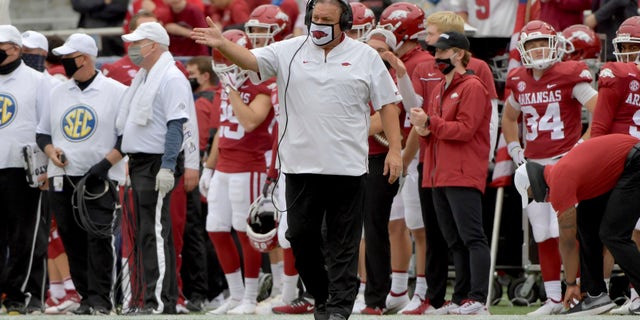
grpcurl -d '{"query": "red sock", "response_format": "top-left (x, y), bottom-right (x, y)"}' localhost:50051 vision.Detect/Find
top-left (237, 231), bottom-right (262, 278)
top-left (538, 237), bottom-right (562, 281)
top-left (283, 247), bottom-right (297, 276)
top-left (208, 232), bottom-right (241, 274)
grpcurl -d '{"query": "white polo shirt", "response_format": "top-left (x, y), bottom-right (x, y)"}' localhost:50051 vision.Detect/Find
top-left (37, 72), bottom-right (127, 183)
top-left (251, 35), bottom-right (401, 176)
top-left (121, 65), bottom-right (191, 154)
top-left (0, 62), bottom-right (47, 169)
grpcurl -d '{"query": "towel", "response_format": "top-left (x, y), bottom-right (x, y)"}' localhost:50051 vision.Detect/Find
top-left (116, 51), bottom-right (175, 131)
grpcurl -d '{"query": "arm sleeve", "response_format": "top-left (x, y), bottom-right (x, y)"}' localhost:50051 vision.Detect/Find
top-left (162, 118), bottom-right (187, 170)
top-left (397, 73), bottom-right (423, 113)
top-left (572, 82), bottom-right (597, 105)
top-left (36, 133), bottom-right (52, 152)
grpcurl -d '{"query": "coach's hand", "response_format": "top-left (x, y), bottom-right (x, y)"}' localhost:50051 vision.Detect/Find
top-left (156, 168), bottom-right (175, 197)
top-left (191, 17), bottom-right (224, 49)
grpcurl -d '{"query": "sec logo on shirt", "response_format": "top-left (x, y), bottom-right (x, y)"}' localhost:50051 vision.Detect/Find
top-left (0, 93), bottom-right (17, 129)
top-left (61, 105), bottom-right (97, 142)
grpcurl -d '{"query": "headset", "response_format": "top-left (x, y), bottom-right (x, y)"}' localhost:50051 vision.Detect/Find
top-left (304, 0), bottom-right (353, 31)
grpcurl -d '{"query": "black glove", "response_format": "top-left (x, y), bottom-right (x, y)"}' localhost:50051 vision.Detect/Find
top-left (88, 158), bottom-right (112, 180)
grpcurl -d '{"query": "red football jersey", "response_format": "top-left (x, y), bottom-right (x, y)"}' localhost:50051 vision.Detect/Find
top-left (217, 79), bottom-right (275, 173)
top-left (506, 60), bottom-right (592, 159)
top-left (368, 104), bottom-right (405, 155)
top-left (593, 62), bottom-right (640, 138)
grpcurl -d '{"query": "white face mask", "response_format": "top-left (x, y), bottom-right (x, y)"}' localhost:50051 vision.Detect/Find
top-left (309, 22), bottom-right (336, 47)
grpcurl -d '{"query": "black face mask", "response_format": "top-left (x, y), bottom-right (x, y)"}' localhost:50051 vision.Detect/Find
top-left (22, 54), bottom-right (46, 72)
top-left (61, 57), bottom-right (81, 78)
top-left (188, 78), bottom-right (199, 92)
top-left (425, 44), bottom-right (436, 56)
top-left (0, 49), bottom-right (8, 65)
top-left (435, 57), bottom-right (455, 75)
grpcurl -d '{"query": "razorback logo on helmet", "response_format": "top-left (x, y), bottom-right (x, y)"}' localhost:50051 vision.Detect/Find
top-left (569, 30), bottom-right (593, 43)
top-left (275, 11), bottom-right (289, 22)
top-left (235, 36), bottom-right (248, 48)
top-left (62, 105), bottom-right (97, 142)
top-left (0, 93), bottom-right (17, 129)
top-left (387, 9), bottom-right (409, 20)
top-left (599, 68), bottom-right (615, 78)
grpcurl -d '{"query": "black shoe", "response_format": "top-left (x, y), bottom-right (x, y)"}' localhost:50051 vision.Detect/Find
top-left (329, 313), bottom-right (347, 320)
top-left (73, 303), bottom-right (93, 315)
top-left (5, 303), bottom-right (25, 315)
top-left (162, 304), bottom-right (177, 314)
top-left (133, 306), bottom-right (156, 315)
top-left (93, 306), bottom-right (113, 315)
top-left (314, 302), bottom-right (328, 320)
top-left (186, 298), bottom-right (204, 312)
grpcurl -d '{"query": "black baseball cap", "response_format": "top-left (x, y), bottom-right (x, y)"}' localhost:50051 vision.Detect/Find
top-left (433, 31), bottom-right (470, 51)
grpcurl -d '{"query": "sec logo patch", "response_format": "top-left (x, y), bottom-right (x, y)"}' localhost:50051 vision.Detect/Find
top-left (61, 105), bottom-right (97, 142)
top-left (0, 93), bottom-right (17, 129)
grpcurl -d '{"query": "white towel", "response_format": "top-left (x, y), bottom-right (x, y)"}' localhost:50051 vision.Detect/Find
top-left (116, 51), bottom-right (175, 131)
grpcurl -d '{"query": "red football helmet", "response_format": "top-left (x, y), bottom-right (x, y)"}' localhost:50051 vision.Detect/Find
top-left (350, 2), bottom-right (376, 41)
top-left (561, 24), bottom-right (600, 61)
top-left (212, 30), bottom-right (251, 88)
top-left (246, 195), bottom-right (280, 253)
top-left (245, 4), bottom-right (290, 48)
top-left (377, 2), bottom-right (425, 50)
top-left (613, 16), bottom-right (640, 63)
top-left (516, 20), bottom-right (561, 70)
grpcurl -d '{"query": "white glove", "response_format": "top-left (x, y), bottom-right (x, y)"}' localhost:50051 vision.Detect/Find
top-left (217, 70), bottom-right (248, 91)
top-left (199, 167), bottom-right (214, 198)
top-left (155, 168), bottom-right (175, 197)
top-left (507, 141), bottom-right (526, 166)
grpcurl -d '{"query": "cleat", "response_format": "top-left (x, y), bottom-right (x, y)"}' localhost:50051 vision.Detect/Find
top-left (385, 290), bottom-right (410, 314)
top-left (449, 299), bottom-right (490, 315)
top-left (272, 296), bottom-right (314, 314)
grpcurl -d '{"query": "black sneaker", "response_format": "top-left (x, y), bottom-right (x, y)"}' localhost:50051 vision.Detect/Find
top-left (72, 303), bottom-right (93, 315)
top-left (561, 292), bottom-right (616, 315)
top-left (93, 306), bottom-right (113, 315)
top-left (314, 302), bottom-right (327, 320)
top-left (5, 304), bottom-right (25, 315)
top-left (329, 313), bottom-right (347, 320)
top-left (186, 298), bottom-right (204, 312)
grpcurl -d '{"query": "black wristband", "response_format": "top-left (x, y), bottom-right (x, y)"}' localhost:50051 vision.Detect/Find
top-left (564, 279), bottom-right (578, 286)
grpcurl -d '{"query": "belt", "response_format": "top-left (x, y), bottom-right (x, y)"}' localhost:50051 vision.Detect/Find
top-left (625, 142), bottom-right (640, 165)
top-left (127, 153), bottom-right (162, 161)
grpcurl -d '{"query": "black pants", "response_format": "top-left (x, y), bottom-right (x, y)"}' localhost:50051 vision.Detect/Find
top-left (180, 188), bottom-right (211, 301)
top-left (417, 163), bottom-right (448, 308)
top-left (48, 175), bottom-right (117, 309)
top-left (25, 192), bottom-right (50, 310)
top-left (576, 193), bottom-right (610, 296)
top-left (363, 154), bottom-right (398, 308)
top-left (432, 187), bottom-right (490, 304)
top-left (0, 168), bottom-right (41, 309)
top-left (285, 173), bottom-right (366, 318)
top-left (128, 154), bottom-right (177, 312)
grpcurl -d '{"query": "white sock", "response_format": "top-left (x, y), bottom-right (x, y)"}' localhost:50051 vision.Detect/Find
top-left (271, 262), bottom-right (283, 297)
top-left (63, 277), bottom-right (76, 291)
top-left (358, 282), bottom-right (366, 295)
top-left (244, 277), bottom-right (259, 304)
top-left (390, 272), bottom-right (409, 295)
top-left (226, 270), bottom-right (245, 301)
top-left (544, 280), bottom-right (562, 302)
top-left (604, 278), bottom-right (610, 293)
top-left (414, 276), bottom-right (427, 299)
top-left (631, 287), bottom-right (638, 300)
top-left (50, 282), bottom-right (65, 299)
top-left (282, 274), bottom-right (299, 304)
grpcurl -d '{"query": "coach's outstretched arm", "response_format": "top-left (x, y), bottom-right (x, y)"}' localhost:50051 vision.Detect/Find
top-left (191, 17), bottom-right (259, 72)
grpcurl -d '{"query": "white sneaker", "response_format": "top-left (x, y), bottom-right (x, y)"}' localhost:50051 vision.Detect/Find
top-left (385, 291), bottom-right (410, 314)
top-left (227, 301), bottom-right (257, 314)
top-left (203, 293), bottom-right (225, 311)
top-left (352, 293), bottom-right (365, 314)
top-left (399, 295), bottom-right (423, 313)
top-left (527, 299), bottom-right (563, 316)
top-left (255, 295), bottom-right (285, 315)
top-left (610, 297), bottom-right (640, 315)
top-left (449, 300), bottom-right (490, 315)
top-left (427, 300), bottom-right (459, 315)
top-left (207, 297), bottom-right (241, 315)
top-left (176, 303), bottom-right (189, 314)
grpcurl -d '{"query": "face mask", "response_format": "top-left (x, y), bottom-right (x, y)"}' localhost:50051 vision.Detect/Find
top-left (0, 49), bottom-right (8, 65)
top-left (435, 53), bottom-right (457, 75)
top-left (61, 56), bottom-right (81, 78)
top-left (128, 45), bottom-right (144, 66)
top-left (22, 53), bottom-right (46, 72)
top-left (309, 22), bottom-right (336, 47)
top-left (188, 78), bottom-right (199, 92)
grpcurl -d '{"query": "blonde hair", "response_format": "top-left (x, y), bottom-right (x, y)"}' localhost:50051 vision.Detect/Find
top-left (452, 48), bottom-right (471, 67)
top-left (426, 11), bottom-right (464, 34)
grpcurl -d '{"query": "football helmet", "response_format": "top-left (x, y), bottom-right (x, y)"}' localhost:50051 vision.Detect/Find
top-left (245, 4), bottom-right (290, 48)
top-left (516, 20), bottom-right (561, 70)
top-left (561, 24), bottom-right (601, 61)
top-left (613, 16), bottom-right (640, 63)
top-left (246, 195), bottom-right (280, 253)
top-left (212, 30), bottom-right (251, 89)
top-left (377, 2), bottom-right (426, 50)
top-left (350, 2), bottom-right (376, 41)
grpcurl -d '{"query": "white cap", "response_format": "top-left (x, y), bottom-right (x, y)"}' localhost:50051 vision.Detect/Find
top-left (514, 164), bottom-right (530, 209)
top-left (22, 30), bottom-right (48, 51)
top-left (0, 25), bottom-right (22, 46)
top-left (121, 22), bottom-right (170, 46)
top-left (365, 28), bottom-right (397, 51)
top-left (53, 33), bottom-right (98, 56)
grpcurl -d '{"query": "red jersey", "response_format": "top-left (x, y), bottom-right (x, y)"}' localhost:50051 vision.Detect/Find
top-left (368, 104), bottom-right (405, 155)
top-left (506, 60), bottom-right (592, 159)
top-left (194, 88), bottom-right (219, 151)
top-left (217, 79), bottom-right (275, 173)
top-left (207, 0), bottom-right (251, 29)
top-left (157, 4), bottom-right (210, 57)
top-left (102, 56), bottom-right (189, 86)
top-left (592, 62), bottom-right (640, 138)
top-left (123, 0), bottom-right (204, 33)
top-left (546, 134), bottom-right (639, 213)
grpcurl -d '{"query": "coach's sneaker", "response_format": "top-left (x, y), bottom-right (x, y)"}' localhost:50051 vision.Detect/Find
top-left (352, 293), bottom-right (365, 314)
top-left (527, 298), bottom-right (563, 316)
top-left (45, 290), bottom-right (80, 314)
top-left (226, 300), bottom-right (257, 314)
top-left (385, 290), bottom-right (410, 314)
top-left (610, 297), bottom-right (640, 315)
top-left (207, 297), bottom-right (241, 315)
top-left (272, 296), bottom-right (314, 314)
top-left (561, 292), bottom-right (615, 316)
top-left (449, 299), bottom-right (490, 315)
top-left (400, 296), bottom-right (435, 315)
top-left (427, 300), bottom-right (459, 315)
